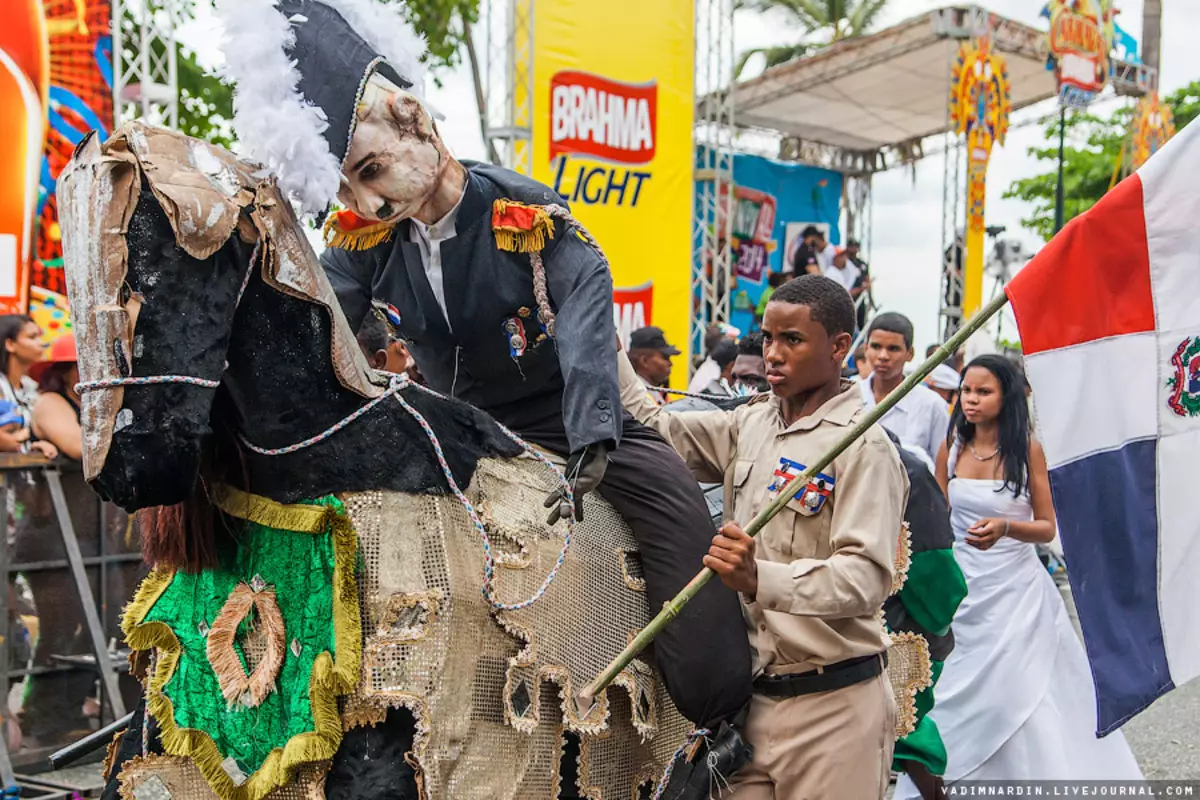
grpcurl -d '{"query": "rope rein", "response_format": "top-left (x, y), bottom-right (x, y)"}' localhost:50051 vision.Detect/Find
top-left (77, 366), bottom-right (575, 612)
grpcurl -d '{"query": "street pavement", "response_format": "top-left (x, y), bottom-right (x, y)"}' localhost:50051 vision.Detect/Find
top-left (1123, 678), bottom-right (1200, 779)
top-left (1058, 580), bottom-right (1200, 780)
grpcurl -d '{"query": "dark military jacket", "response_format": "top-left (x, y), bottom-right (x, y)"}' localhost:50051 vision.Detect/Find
top-left (321, 162), bottom-right (622, 454)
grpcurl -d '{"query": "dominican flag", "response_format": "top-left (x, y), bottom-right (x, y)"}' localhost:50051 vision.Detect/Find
top-left (1005, 120), bottom-right (1200, 735)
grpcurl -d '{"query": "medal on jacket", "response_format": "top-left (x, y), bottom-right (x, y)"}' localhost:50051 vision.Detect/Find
top-left (769, 456), bottom-right (834, 512)
top-left (503, 316), bottom-right (528, 358)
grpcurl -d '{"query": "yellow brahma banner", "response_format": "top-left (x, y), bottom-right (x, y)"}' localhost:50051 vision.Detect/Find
top-left (518, 0), bottom-right (695, 383)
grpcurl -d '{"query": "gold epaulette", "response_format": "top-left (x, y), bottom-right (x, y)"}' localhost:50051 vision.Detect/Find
top-left (322, 209), bottom-right (396, 251)
top-left (491, 199), bottom-right (555, 253)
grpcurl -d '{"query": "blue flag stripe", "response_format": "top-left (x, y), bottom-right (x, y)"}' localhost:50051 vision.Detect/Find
top-left (1049, 439), bottom-right (1173, 735)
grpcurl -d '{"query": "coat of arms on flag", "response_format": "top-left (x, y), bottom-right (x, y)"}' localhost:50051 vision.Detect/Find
top-left (1166, 336), bottom-right (1200, 417)
top-left (768, 457), bottom-right (834, 513)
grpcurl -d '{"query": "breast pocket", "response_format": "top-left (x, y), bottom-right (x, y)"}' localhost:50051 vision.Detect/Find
top-left (780, 471), bottom-right (835, 560)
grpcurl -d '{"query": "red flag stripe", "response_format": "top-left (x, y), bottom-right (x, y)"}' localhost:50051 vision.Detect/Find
top-left (1006, 173), bottom-right (1154, 356)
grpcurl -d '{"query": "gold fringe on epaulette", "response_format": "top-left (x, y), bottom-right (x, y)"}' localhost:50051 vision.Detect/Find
top-left (492, 199), bottom-right (555, 253)
top-left (321, 214), bottom-right (395, 252)
top-left (120, 487), bottom-right (363, 800)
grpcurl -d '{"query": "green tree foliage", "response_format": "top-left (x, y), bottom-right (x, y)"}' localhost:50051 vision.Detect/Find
top-left (152, 0), bottom-right (480, 146)
top-left (1003, 81), bottom-right (1200, 241)
top-left (735, 0), bottom-right (890, 77)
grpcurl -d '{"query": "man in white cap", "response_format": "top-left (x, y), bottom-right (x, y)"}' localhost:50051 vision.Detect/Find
top-left (925, 363), bottom-right (961, 407)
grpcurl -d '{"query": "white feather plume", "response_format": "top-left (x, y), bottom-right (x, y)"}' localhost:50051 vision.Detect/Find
top-left (214, 0), bottom-right (342, 216)
top-left (320, 0), bottom-right (428, 97)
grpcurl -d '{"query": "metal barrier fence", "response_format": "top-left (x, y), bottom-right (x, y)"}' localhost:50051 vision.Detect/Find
top-left (0, 453), bottom-right (141, 790)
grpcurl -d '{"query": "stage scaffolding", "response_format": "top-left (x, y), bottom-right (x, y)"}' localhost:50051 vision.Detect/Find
top-left (482, 0), bottom-right (534, 174)
top-left (692, 0), bottom-right (736, 359)
top-left (732, 4), bottom-right (1155, 338)
top-left (111, 0), bottom-right (179, 129)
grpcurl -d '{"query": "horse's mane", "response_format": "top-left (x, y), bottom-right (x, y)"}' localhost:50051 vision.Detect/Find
top-left (137, 392), bottom-right (246, 572)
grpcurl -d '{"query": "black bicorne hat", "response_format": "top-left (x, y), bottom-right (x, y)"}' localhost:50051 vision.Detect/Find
top-left (278, 0), bottom-right (410, 166)
top-left (215, 0), bottom-right (428, 215)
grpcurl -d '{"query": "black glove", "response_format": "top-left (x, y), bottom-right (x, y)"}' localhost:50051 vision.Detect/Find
top-left (543, 443), bottom-right (609, 525)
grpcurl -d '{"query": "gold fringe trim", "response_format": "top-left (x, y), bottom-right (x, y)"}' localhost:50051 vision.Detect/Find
top-left (206, 584), bottom-right (287, 709)
top-left (892, 521), bottom-right (912, 597)
top-left (121, 487), bottom-right (363, 800)
top-left (321, 214), bottom-right (395, 252)
top-left (492, 199), bottom-right (555, 253)
top-left (887, 630), bottom-right (933, 740)
top-left (211, 485), bottom-right (330, 534)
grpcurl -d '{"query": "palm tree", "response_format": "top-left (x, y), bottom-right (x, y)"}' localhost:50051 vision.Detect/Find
top-left (735, 0), bottom-right (892, 78)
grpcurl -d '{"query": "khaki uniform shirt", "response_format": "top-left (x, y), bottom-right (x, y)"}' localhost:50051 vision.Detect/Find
top-left (619, 354), bottom-right (908, 676)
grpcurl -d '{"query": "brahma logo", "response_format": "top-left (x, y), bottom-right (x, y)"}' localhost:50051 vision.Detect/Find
top-left (613, 282), bottom-right (653, 348)
top-left (550, 71), bottom-right (657, 165)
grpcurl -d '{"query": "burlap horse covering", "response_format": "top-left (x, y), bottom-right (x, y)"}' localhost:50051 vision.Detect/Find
top-left (70, 124), bottom-right (689, 800)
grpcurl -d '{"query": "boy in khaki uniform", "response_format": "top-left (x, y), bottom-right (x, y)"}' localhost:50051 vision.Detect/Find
top-left (619, 275), bottom-right (908, 799)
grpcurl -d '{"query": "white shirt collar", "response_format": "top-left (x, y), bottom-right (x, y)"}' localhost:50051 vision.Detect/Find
top-left (860, 373), bottom-right (911, 415)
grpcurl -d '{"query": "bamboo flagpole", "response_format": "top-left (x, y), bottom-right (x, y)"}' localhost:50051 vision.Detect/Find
top-left (577, 292), bottom-right (1012, 712)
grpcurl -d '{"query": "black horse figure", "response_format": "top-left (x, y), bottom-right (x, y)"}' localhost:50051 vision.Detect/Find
top-left (61, 125), bottom-right (686, 800)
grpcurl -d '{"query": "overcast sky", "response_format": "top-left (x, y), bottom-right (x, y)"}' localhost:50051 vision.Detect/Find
top-left (180, 1), bottom-right (1199, 352)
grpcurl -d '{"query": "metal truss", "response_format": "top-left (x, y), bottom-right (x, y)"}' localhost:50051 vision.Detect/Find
top-left (937, 36), bottom-right (967, 341)
top-left (692, 0), bottom-right (735, 364)
top-left (111, 0), bottom-right (178, 128)
top-left (483, 0), bottom-right (534, 174)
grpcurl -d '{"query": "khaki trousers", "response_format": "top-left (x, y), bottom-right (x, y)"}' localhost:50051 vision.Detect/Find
top-left (727, 671), bottom-right (896, 800)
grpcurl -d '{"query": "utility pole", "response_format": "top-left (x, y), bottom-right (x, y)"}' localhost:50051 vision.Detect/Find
top-left (1143, 0), bottom-right (1162, 74)
top-left (1055, 107), bottom-right (1066, 233)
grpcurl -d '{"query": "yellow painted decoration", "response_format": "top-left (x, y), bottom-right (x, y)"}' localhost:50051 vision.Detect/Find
top-left (1132, 92), bottom-right (1175, 170)
top-left (949, 36), bottom-right (1011, 319)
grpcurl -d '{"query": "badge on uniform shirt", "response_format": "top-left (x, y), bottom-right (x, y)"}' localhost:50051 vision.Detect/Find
top-left (768, 456), bottom-right (835, 513)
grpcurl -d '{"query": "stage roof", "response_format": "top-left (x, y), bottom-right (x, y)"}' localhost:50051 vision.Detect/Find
top-left (732, 6), bottom-right (1058, 164)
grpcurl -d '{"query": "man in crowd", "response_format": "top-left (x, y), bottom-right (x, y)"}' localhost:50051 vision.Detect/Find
top-left (689, 323), bottom-right (737, 395)
top-left (813, 228), bottom-right (839, 271)
top-left (619, 275), bottom-right (907, 799)
top-left (755, 271), bottom-right (788, 325)
top-left (628, 326), bottom-right (682, 404)
top-left (223, 0), bottom-right (754, 781)
top-left (823, 243), bottom-right (860, 298)
top-left (731, 332), bottom-right (768, 395)
top-left (924, 364), bottom-right (961, 407)
top-left (835, 238), bottom-right (872, 330)
top-left (690, 338), bottom-right (739, 397)
top-left (790, 226), bottom-right (823, 276)
top-left (861, 313), bottom-right (949, 468)
top-left (853, 343), bottom-right (871, 381)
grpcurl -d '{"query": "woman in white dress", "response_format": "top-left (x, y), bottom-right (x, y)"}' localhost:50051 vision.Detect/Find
top-left (895, 355), bottom-right (1141, 797)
